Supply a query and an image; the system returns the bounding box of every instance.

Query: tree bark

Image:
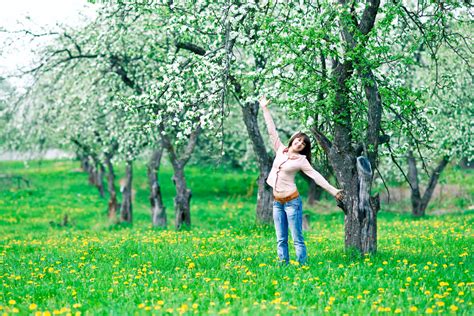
[241,100,274,224]
[120,161,133,223]
[147,147,167,227]
[104,154,118,220]
[407,150,423,216]
[357,157,377,252]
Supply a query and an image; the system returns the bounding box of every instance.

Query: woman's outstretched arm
[259,95,283,152]
[301,158,343,200]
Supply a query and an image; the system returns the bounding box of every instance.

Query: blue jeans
[273,196,307,265]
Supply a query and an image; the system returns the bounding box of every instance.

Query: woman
[259,95,343,265]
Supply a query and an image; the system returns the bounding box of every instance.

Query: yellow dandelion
[409,306,418,312]
[8,300,16,305]
[29,304,38,310]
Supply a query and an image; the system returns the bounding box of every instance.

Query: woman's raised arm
[259,95,283,152]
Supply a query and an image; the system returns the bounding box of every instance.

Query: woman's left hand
[335,190,344,201]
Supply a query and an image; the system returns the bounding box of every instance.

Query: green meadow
[0,160,472,315]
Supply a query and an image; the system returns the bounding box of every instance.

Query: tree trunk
[159,126,200,230]
[95,162,105,198]
[148,147,166,227]
[407,150,423,216]
[408,152,450,217]
[241,100,274,224]
[335,156,377,254]
[120,161,133,223]
[256,167,273,223]
[79,154,90,173]
[310,0,381,255]
[173,166,191,230]
[302,173,323,206]
[420,156,450,214]
[87,157,96,186]
[104,154,118,220]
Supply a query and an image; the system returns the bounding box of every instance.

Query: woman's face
[291,137,306,152]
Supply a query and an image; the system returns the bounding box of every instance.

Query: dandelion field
[0,160,473,315]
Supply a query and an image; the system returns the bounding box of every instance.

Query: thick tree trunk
[148,147,166,227]
[173,166,191,230]
[241,100,274,224]
[120,161,133,223]
[335,157,377,254]
[104,154,118,220]
[256,167,273,223]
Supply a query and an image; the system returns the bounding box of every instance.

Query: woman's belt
[274,191,299,204]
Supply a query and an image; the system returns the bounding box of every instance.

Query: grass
[0,159,473,315]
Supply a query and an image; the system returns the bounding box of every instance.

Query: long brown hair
[288,132,312,164]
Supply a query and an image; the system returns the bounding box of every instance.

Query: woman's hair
[288,132,312,164]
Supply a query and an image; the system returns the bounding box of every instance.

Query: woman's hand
[259,95,271,109]
[335,189,344,201]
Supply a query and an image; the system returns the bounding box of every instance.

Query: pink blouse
[262,108,339,197]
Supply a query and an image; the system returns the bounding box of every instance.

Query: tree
[382,18,472,217]
[257,0,470,254]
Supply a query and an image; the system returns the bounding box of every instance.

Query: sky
[0,0,97,89]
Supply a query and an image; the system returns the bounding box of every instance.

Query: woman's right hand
[259,95,270,109]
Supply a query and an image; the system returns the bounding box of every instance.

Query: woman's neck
[287,147,297,155]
